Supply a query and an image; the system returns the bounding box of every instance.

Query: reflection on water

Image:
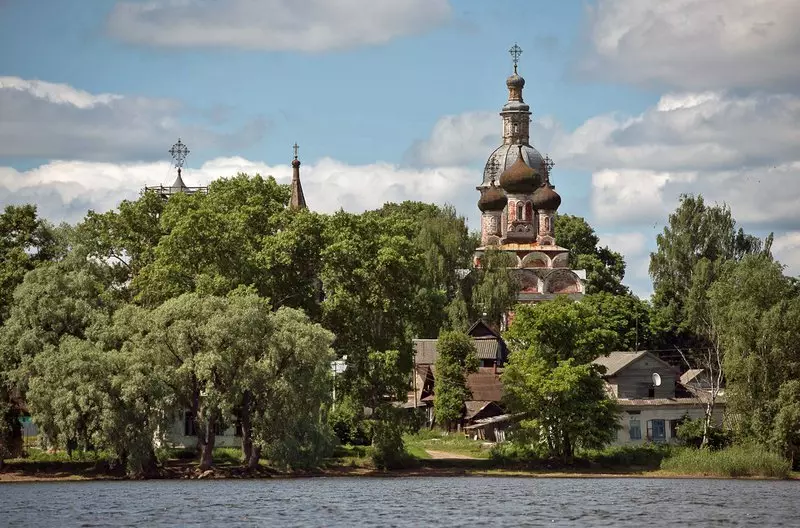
[1,477,798,527]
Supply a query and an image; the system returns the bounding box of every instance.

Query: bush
[490,441,541,463]
[661,445,790,478]
[676,417,730,450]
[328,396,372,446]
[371,406,412,470]
[582,444,672,469]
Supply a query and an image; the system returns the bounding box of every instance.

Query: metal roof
[413,337,501,364]
[593,351,675,377]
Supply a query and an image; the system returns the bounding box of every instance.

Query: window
[629,418,642,440]
[516,202,523,221]
[647,419,666,442]
[525,201,533,221]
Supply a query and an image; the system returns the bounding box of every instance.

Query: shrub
[328,396,372,446]
[371,406,411,470]
[676,417,730,450]
[661,445,790,478]
[582,444,672,469]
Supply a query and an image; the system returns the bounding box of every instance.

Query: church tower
[475,44,585,308]
[289,143,307,210]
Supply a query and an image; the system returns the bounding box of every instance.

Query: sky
[2,0,800,298]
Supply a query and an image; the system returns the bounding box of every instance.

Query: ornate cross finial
[487,157,500,184]
[509,43,523,73]
[293,142,299,160]
[169,138,190,169]
[543,155,554,174]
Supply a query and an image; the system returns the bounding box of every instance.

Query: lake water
[1,477,798,527]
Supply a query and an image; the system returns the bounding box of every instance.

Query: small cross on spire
[509,43,522,73]
[543,155,554,174]
[293,142,300,160]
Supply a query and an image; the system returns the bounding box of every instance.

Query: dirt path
[424,450,478,460]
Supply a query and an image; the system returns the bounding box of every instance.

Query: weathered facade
[594,351,725,445]
[473,46,585,312]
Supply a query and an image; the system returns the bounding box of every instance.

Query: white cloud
[405,111,562,167]
[0,76,266,162]
[0,157,480,228]
[772,232,800,278]
[598,231,652,298]
[543,91,800,230]
[555,91,800,173]
[107,0,452,52]
[580,0,800,90]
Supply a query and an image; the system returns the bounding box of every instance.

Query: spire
[290,142,307,210]
[168,138,190,192]
[501,43,531,145]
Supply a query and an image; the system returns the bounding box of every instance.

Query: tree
[649,194,771,348]
[504,296,619,366]
[433,331,478,430]
[503,354,619,461]
[134,174,290,306]
[707,255,800,450]
[0,204,61,323]
[582,292,653,352]
[555,214,627,295]
[25,334,170,476]
[502,297,620,460]
[471,249,519,330]
[0,244,115,463]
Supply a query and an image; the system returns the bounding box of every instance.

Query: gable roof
[467,319,500,339]
[593,351,676,377]
[413,337,503,365]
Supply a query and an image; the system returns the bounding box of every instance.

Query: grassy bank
[660,445,791,478]
[2,442,794,482]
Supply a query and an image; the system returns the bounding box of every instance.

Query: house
[593,351,725,445]
[411,320,507,429]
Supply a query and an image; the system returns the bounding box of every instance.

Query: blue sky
[2,0,800,297]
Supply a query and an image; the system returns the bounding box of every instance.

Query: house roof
[680,369,704,385]
[413,337,502,364]
[593,351,676,377]
[618,397,725,407]
[467,368,504,402]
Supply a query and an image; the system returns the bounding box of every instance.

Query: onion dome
[478,181,508,212]
[532,183,561,211]
[499,146,542,194]
[481,143,543,188]
[506,73,525,90]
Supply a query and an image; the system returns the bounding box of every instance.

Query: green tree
[433,331,478,430]
[707,255,800,449]
[555,214,626,295]
[134,174,290,306]
[649,194,771,347]
[471,249,519,330]
[0,204,61,322]
[504,296,619,366]
[582,292,653,351]
[502,298,620,460]
[503,353,619,460]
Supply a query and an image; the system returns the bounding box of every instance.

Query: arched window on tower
[516,202,523,222]
[544,215,551,233]
[525,201,533,222]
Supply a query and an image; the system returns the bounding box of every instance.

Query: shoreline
[1,463,795,483]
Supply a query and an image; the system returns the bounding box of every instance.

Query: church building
[475,45,585,312]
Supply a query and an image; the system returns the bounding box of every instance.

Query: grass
[403,430,492,459]
[7,448,114,464]
[660,445,791,478]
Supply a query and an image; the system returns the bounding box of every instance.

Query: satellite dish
[652,372,662,387]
